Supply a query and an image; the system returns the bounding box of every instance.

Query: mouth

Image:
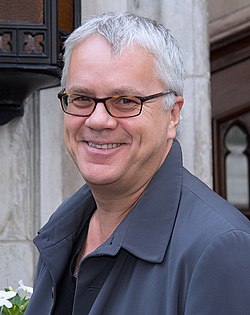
[88,142,122,150]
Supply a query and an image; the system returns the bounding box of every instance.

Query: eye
[119,97,135,104]
[109,96,141,114]
[113,96,141,106]
[70,95,93,106]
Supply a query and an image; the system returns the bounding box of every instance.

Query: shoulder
[33,184,96,250]
[39,184,94,232]
[170,167,250,266]
[184,229,250,314]
[181,167,250,232]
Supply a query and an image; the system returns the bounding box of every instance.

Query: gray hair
[61,12,185,109]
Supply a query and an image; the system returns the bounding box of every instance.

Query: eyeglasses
[58,89,177,118]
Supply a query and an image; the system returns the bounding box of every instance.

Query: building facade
[0,0,249,289]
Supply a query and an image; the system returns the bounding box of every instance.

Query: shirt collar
[116,140,182,262]
[96,140,183,263]
[33,186,96,282]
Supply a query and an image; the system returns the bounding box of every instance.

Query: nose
[84,102,117,130]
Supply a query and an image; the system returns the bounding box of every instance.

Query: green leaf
[8,296,22,307]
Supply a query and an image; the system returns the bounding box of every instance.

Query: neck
[85,176,147,245]
[92,183,144,226]
[74,188,143,266]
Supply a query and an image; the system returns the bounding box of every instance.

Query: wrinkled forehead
[68,34,158,80]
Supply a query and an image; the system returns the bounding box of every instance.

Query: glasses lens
[108,96,141,117]
[62,94,94,116]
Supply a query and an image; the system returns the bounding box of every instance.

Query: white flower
[0,290,16,308]
[16,280,33,300]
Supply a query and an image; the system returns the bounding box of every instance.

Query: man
[25,12,250,315]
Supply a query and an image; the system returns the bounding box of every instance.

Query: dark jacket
[25,140,250,315]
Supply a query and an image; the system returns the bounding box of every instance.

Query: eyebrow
[67,86,93,95]
[67,86,145,96]
[111,87,144,95]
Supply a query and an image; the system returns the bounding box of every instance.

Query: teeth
[88,142,121,149]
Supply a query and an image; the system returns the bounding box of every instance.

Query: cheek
[63,126,74,159]
[124,113,165,145]
[120,120,142,146]
[63,121,81,164]
[64,116,83,138]
[63,117,81,154]
[147,118,172,151]
[125,121,157,153]
[141,110,170,140]
[64,125,70,145]
[63,118,72,144]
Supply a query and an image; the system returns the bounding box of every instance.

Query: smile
[88,142,122,149]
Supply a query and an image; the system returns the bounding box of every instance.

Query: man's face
[64,35,183,192]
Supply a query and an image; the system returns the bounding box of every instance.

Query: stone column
[0,94,39,288]
[159,0,212,186]
[39,87,83,227]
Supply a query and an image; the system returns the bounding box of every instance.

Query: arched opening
[225,124,249,209]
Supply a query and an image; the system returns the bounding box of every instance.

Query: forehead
[67,35,163,94]
[70,35,154,70]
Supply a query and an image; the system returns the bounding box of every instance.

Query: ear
[168,96,184,139]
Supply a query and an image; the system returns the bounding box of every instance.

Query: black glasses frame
[58,89,177,118]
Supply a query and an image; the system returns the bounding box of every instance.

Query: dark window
[211,28,250,218]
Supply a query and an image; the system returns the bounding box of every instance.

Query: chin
[80,168,118,186]
[84,176,118,187]
[78,161,127,187]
